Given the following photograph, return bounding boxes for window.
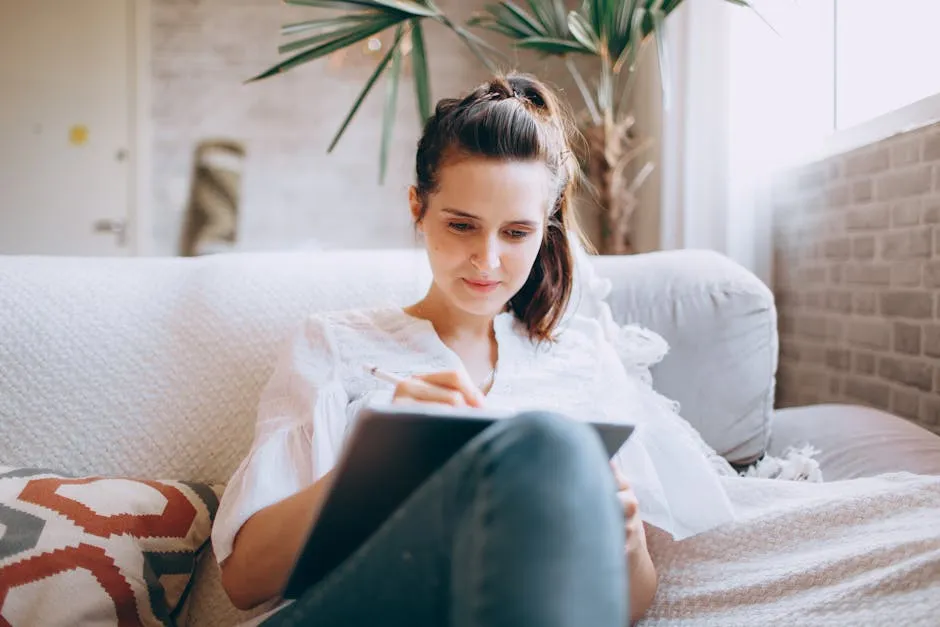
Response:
[834,0,940,130]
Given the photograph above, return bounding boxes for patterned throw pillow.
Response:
[0,466,221,626]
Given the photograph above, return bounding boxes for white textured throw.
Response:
[643,472,940,626]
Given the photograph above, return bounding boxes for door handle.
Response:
[93,218,127,247]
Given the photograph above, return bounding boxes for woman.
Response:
[212,73,734,627]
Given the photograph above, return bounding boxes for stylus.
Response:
[363,363,406,386]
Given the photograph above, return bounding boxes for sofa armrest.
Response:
[592,250,778,463]
[770,404,940,480]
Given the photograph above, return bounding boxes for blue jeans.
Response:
[262,411,628,627]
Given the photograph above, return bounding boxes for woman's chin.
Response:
[452,289,506,317]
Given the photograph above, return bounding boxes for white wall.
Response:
[150,0,493,256]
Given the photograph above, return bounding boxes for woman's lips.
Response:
[462,278,500,293]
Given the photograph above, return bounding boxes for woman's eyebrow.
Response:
[442,208,538,227]
[442,208,479,219]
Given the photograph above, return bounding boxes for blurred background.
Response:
[1,0,938,286]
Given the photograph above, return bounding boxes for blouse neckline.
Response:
[395,307,516,397]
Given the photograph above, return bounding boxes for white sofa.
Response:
[2,248,939,625]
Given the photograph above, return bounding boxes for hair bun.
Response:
[507,75,548,110]
[483,78,514,101]
[480,75,550,113]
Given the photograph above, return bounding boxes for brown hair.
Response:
[413,73,584,343]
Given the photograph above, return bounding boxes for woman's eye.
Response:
[448,222,473,233]
[505,229,530,240]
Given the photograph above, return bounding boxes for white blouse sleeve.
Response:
[595,328,737,540]
[211,315,349,565]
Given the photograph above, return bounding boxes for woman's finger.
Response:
[617,490,639,518]
[394,378,467,406]
[610,460,630,491]
[417,370,485,407]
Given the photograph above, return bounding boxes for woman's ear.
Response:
[409,186,424,232]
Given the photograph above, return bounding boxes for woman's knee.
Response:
[451,412,628,627]
[485,411,611,489]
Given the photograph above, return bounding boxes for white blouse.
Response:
[213,306,736,579]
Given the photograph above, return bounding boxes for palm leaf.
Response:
[613,6,649,118]
[279,16,383,54]
[515,36,588,55]
[325,23,406,152]
[470,5,538,39]
[587,0,607,40]
[615,0,634,37]
[457,25,511,61]
[523,0,571,39]
[467,1,579,59]
[281,12,374,37]
[249,13,401,81]
[650,3,670,110]
[567,10,599,53]
[605,0,621,43]
[550,0,568,37]
[613,5,644,75]
[466,18,522,40]
[368,0,439,13]
[285,0,439,18]
[258,0,760,180]
[410,18,432,124]
[379,24,405,183]
[285,0,370,7]
[608,0,636,60]
[729,0,777,36]
[446,19,502,73]
[524,0,555,35]
[499,1,546,37]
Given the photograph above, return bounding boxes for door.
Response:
[0,0,134,255]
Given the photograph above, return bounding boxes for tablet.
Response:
[282,404,635,599]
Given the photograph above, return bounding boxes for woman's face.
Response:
[412,157,553,318]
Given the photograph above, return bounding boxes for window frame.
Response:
[822,0,940,157]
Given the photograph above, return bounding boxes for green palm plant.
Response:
[249,0,753,253]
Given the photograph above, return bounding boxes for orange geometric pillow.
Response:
[0,466,221,626]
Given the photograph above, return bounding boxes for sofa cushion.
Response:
[0,466,220,626]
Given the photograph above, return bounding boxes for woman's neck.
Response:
[407,287,497,343]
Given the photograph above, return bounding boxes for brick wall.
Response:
[773,121,940,435]
[150,0,496,255]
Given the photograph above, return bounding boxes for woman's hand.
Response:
[392,369,486,408]
[611,461,658,624]
[611,461,647,559]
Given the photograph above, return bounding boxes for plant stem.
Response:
[599,46,614,131]
[565,57,601,126]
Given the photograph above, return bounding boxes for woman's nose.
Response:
[472,236,501,272]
